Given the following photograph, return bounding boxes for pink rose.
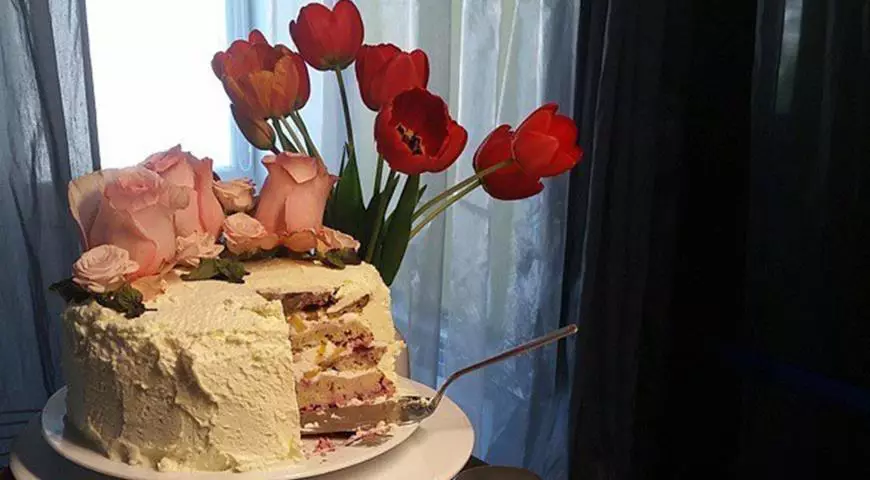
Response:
[175,232,224,267]
[213,178,255,213]
[72,245,140,293]
[316,227,360,254]
[222,213,279,255]
[69,166,188,278]
[141,145,225,238]
[254,153,337,251]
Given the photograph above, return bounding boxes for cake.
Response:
[60,259,402,472]
[56,141,407,472]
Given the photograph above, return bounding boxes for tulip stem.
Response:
[410,179,481,239]
[374,155,385,193]
[365,169,399,262]
[279,117,306,156]
[334,68,356,160]
[271,118,298,153]
[412,159,512,221]
[289,111,321,159]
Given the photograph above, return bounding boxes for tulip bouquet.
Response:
[213,0,583,286]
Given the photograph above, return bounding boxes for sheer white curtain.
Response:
[242,0,580,476]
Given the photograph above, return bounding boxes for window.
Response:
[86,0,232,171]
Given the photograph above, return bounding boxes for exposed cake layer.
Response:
[61,280,304,472]
[289,315,375,352]
[244,260,402,412]
[295,369,396,411]
[300,399,400,431]
[294,340,387,372]
[244,259,397,346]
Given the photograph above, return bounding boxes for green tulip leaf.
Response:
[376,174,419,285]
[361,173,400,259]
[324,143,365,239]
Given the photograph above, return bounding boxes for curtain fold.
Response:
[0,0,99,463]
[566,0,754,478]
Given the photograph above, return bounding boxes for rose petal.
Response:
[284,229,318,252]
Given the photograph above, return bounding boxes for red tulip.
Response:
[276,45,311,109]
[473,105,582,200]
[355,43,429,111]
[473,125,544,200]
[375,88,468,175]
[211,30,307,118]
[289,0,364,71]
[231,105,275,151]
[512,103,582,178]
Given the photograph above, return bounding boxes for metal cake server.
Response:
[301,324,578,435]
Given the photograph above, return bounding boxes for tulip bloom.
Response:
[212,30,307,119]
[289,0,364,71]
[473,125,544,201]
[231,105,276,151]
[356,43,429,111]
[474,105,582,200]
[375,88,467,175]
[512,103,583,178]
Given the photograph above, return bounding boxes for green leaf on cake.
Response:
[337,248,362,265]
[49,278,91,304]
[216,258,248,283]
[182,257,249,284]
[50,277,149,318]
[95,284,149,319]
[376,174,419,285]
[315,247,362,270]
[321,250,346,269]
[182,258,220,281]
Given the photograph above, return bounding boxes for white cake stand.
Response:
[10,378,474,480]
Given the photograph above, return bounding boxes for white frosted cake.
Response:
[60,259,401,472]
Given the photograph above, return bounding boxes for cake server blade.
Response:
[300,324,578,435]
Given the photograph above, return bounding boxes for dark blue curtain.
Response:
[0,0,99,465]
[565,0,870,478]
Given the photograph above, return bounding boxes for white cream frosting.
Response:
[61,278,303,472]
[60,259,400,472]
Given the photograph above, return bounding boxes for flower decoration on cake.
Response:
[222,213,279,256]
[256,152,337,252]
[213,177,256,213]
[141,145,226,239]
[72,245,139,293]
[54,0,584,316]
[68,166,189,279]
[175,232,224,267]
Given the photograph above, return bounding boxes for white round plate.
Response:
[38,378,464,480]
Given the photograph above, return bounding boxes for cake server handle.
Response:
[426,324,578,412]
